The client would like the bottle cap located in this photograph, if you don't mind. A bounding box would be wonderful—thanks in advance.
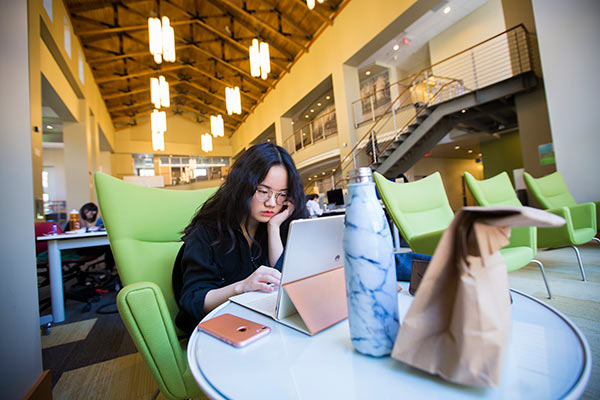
[347,167,373,184]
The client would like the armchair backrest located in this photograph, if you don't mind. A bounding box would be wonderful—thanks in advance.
[374,171,454,245]
[94,172,218,325]
[464,171,522,207]
[523,171,577,209]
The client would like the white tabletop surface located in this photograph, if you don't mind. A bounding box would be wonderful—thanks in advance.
[37,229,107,241]
[188,282,591,400]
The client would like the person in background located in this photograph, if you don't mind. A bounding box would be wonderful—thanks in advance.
[172,143,307,334]
[306,193,323,218]
[64,202,100,232]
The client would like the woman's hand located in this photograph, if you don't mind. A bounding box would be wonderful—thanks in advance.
[268,200,295,229]
[234,265,281,294]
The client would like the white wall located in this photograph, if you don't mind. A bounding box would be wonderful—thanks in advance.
[43,146,66,200]
[0,1,44,398]
[531,0,600,202]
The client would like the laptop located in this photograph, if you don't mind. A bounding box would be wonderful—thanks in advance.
[228,215,347,335]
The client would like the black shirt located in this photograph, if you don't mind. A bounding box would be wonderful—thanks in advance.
[172,223,283,335]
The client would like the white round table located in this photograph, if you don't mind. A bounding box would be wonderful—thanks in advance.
[188,283,591,400]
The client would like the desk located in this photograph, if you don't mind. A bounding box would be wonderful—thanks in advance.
[188,282,591,400]
[37,231,109,324]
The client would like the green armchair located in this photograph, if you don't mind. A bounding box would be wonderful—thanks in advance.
[523,171,598,281]
[374,171,454,255]
[464,171,553,298]
[94,172,217,400]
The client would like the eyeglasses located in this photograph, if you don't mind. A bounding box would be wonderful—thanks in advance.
[254,185,289,205]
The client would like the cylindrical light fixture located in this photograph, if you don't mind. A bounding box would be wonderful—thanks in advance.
[249,39,261,77]
[201,133,213,152]
[150,77,161,108]
[148,17,162,64]
[307,0,315,10]
[151,109,167,134]
[152,131,165,151]
[225,86,242,115]
[161,16,176,62]
[159,76,170,107]
[259,42,270,80]
[210,115,224,137]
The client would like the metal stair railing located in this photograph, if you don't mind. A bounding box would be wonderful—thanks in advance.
[310,24,532,191]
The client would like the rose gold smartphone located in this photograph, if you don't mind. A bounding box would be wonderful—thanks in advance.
[197,313,271,348]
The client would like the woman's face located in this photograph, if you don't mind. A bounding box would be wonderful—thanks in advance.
[83,209,97,222]
[248,165,289,227]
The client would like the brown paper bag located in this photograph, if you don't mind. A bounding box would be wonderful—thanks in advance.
[391,206,565,387]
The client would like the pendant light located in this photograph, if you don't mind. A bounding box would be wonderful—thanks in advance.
[249,39,270,80]
[152,131,165,151]
[148,16,176,64]
[210,115,224,137]
[201,133,213,152]
[225,86,241,115]
[150,76,170,109]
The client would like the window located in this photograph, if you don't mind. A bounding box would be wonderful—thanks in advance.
[43,0,52,21]
[78,49,84,84]
[64,16,71,58]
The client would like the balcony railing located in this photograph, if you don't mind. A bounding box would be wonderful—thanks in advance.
[283,110,338,155]
[318,24,533,190]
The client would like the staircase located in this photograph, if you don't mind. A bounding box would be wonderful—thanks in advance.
[333,24,537,184]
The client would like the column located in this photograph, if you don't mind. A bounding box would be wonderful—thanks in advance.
[1,1,44,398]
[63,99,92,211]
[332,63,362,180]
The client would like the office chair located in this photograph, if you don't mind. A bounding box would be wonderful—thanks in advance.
[374,171,454,255]
[35,222,107,313]
[464,171,553,298]
[523,171,598,281]
[94,172,217,400]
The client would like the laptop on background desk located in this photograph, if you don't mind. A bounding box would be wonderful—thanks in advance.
[229,215,347,335]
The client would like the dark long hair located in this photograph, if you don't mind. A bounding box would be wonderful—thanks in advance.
[183,142,307,252]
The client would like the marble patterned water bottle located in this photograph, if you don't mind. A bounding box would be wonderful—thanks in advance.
[343,167,399,357]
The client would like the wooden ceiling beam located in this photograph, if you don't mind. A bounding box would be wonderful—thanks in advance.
[68,0,149,14]
[174,70,261,104]
[183,60,265,100]
[109,101,154,114]
[177,104,238,131]
[185,42,272,91]
[201,0,296,61]
[97,65,184,84]
[77,19,195,36]
[103,80,184,100]
[188,21,290,74]
[254,0,313,39]
[289,0,332,26]
[178,93,243,122]
[88,45,191,64]
[175,80,252,113]
[213,0,308,52]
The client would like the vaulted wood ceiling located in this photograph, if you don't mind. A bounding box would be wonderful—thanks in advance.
[64,0,347,135]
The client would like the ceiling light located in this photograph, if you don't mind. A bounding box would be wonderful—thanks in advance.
[307,0,315,10]
[322,172,325,175]
[443,6,451,14]
[314,175,317,178]
[152,131,165,151]
[332,168,336,172]
[225,86,241,115]
[46,125,53,130]
[308,177,312,181]
[150,76,170,109]
[305,115,309,118]
[393,44,400,51]
[148,16,175,64]
[317,102,321,106]
[210,115,224,137]
[325,95,331,100]
[467,149,473,153]
[201,133,213,152]
[478,153,482,157]
[365,70,371,76]
[454,145,460,150]
[249,39,270,80]
[461,109,466,113]
[151,109,166,134]
[310,109,314,113]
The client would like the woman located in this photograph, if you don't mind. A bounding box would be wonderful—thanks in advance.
[172,143,307,334]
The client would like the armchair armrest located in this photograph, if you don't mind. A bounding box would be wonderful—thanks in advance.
[568,202,596,231]
[117,282,192,400]
[409,229,446,256]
